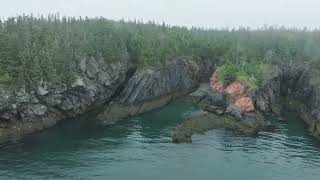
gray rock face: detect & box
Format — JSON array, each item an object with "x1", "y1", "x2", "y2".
[
  {"x1": 0, "y1": 56, "x2": 216, "y2": 142},
  {"x1": 85, "y1": 57, "x2": 100, "y2": 79},
  {"x1": 37, "y1": 86, "x2": 49, "y2": 96},
  {"x1": 253, "y1": 66, "x2": 282, "y2": 113},
  {"x1": 190, "y1": 84, "x2": 226, "y2": 107},
  {"x1": 28, "y1": 104, "x2": 47, "y2": 116},
  {"x1": 251, "y1": 63, "x2": 320, "y2": 139},
  {"x1": 0, "y1": 52, "x2": 130, "y2": 141},
  {"x1": 118, "y1": 57, "x2": 206, "y2": 104},
  {"x1": 174, "y1": 63, "x2": 320, "y2": 143},
  {"x1": 225, "y1": 105, "x2": 242, "y2": 120},
  {"x1": 253, "y1": 64, "x2": 314, "y2": 114},
  {"x1": 71, "y1": 77, "x2": 86, "y2": 88},
  {"x1": 97, "y1": 57, "x2": 217, "y2": 123}
]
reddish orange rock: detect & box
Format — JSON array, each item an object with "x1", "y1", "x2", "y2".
[
  {"x1": 211, "y1": 81, "x2": 224, "y2": 93},
  {"x1": 234, "y1": 97, "x2": 255, "y2": 113},
  {"x1": 208, "y1": 72, "x2": 255, "y2": 113},
  {"x1": 209, "y1": 72, "x2": 224, "y2": 92},
  {"x1": 225, "y1": 82, "x2": 245, "y2": 99}
]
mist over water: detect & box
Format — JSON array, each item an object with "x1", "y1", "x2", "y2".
[{"x1": 0, "y1": 99, "x2": 319, "y2": 180}]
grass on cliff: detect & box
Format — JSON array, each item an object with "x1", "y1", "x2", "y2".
[{"x1": 219, "y1": 63, "x2": 273, "y2": 90}]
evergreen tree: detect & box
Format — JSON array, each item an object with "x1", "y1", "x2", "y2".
[{"x1": 0, "y1": 14, "x2": 318, "y2": 90}]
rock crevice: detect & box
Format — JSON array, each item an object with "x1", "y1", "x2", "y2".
[
  {"x1": 0, "y1": 56, "x2": 216, "y2": 142},
  {"x1": 173, "y1": 63, "x2": 320, "y2": 143}
]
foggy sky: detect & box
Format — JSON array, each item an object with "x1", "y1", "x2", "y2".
[{"x1": 0, "y1": 0, "x2": 319, "y2": 29}]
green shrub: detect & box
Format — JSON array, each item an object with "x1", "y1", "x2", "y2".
[
  {"x1": 221, "y1": 64, "x2": 237, "y2": 86},
  {"x1": 218, "y1": 63, "x2": 266, "y2": 90},
  {"x1": 255, "y1": 70, "x2": 264, "y2": 88},
  {"x1": 236, "y1": 70, "x2": 257, "y2": 89}
]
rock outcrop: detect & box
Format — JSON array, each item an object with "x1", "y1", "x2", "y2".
[
  {"x1": 234, "y1": 97, "x2": 255, "y2": 113},
  {"x1": 0, "y1": 56, "x2": 216, "y2": 142},
  {"x1": 0, "y1": 53, "x2": 131, "y2": 142},
  {"x1": 97, "y1": 57, "x2": 215, "y2": 124},
  {"x1": 252, "y1": 63, "x2": 320, "y2": 140},
  {"x1": 209, "y1": 72, "x2": 224, "y2": 92},
  {"x1": 173, "y1": 81, "x2": 265, "y2": 143},
  {"x1": 174, "y1": 62, "x2": 320, "y2": 143},
  {"x1": 248, "y1": 63, "x2": 320, "y2": 139},
  {"x1": 172, "y1": 111, "x2": 264, "y2": 143},
  {"x1": 225, "y1": 82, "x2": 246, "y2": 99}
]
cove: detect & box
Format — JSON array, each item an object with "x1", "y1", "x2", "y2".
[{"x1": 0, "y1": 99, "x2": 320, "y2": 180}]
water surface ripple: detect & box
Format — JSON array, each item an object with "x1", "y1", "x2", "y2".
[{"x1": 0, "y1": 100, "x2": 320, "y2": 180}]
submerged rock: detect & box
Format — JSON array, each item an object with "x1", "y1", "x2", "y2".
[
  {"x1": 202, "y1": 105, "x2": 225, "y2": 115},
  {"x1": 172, "y1": 112, "x2": 264, "y2": 143},
  {"x1": 172, "y1": 113, "x2": 224, "y2": 143}
]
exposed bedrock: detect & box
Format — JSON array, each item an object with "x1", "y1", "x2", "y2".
[
  {"x1": 0, "y1": 52, "x2": 131, "y2": 142},
  {"x1": 97, "y1": 57, "x2": 216, "y2": 124},
  {"x1": 173, "y1": 83, "x2": 265, "y2": 143},
  {"x1": 0, "y1": 55, "x2": 216, "y2": 142},
  {"x1": 173, "y1": 63, "x2": 320, "y2": 143},
  {"x1": 255, "y1": 63, "x2": 320, "y2": 139}
]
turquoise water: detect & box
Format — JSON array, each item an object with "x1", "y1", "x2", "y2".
[{"x1": 0, "y1": 99, "x2": 320, "y2": 180}]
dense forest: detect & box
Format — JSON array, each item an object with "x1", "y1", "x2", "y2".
[{"x1": 0, "y1": 14, "x2": 320, "y2": 90}]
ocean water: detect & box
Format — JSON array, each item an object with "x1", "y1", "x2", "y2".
[{"x1": 0, "y1": 99, "x2": 320, "y2": 180}]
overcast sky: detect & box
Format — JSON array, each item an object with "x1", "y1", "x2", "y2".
[{"x1": 0, "y1": 0, "x2": 319, "y2": 28}]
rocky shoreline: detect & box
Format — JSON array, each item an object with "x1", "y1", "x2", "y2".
[
  {"x1": 0, "y1": 55, "x2": 216, "y2": 143},
  {"x1": 0, "y1": 54, "x2": 320, "y2": 144},
  {"x1": 172, "y1": 63, "x2": 320, "y2": 143}
]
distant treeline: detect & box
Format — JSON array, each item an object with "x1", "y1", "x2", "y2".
[{"x1": 0, "y1": 14, "x2": 319, "y2": 89}]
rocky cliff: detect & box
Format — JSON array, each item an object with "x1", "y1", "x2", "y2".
[
  {"x1": 172, "y1": 81, "x2": 265, "y2": 143},
  {"x1": 0, "y1": 55, "x2": 216, "y2": 142},
  {"x1": 258, "y1": 63, "x2": 320, "y2": 139},
  {"x1": 173, "y1": 63, "x2": 320, "y2": 143},
  {"x1": 97, "y1": 57, "x2": 216, "y2": 124}
]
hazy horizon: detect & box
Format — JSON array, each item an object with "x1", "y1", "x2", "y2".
[{"x1": 1, "y1": 0, "x2": 319, "y2": 29}]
